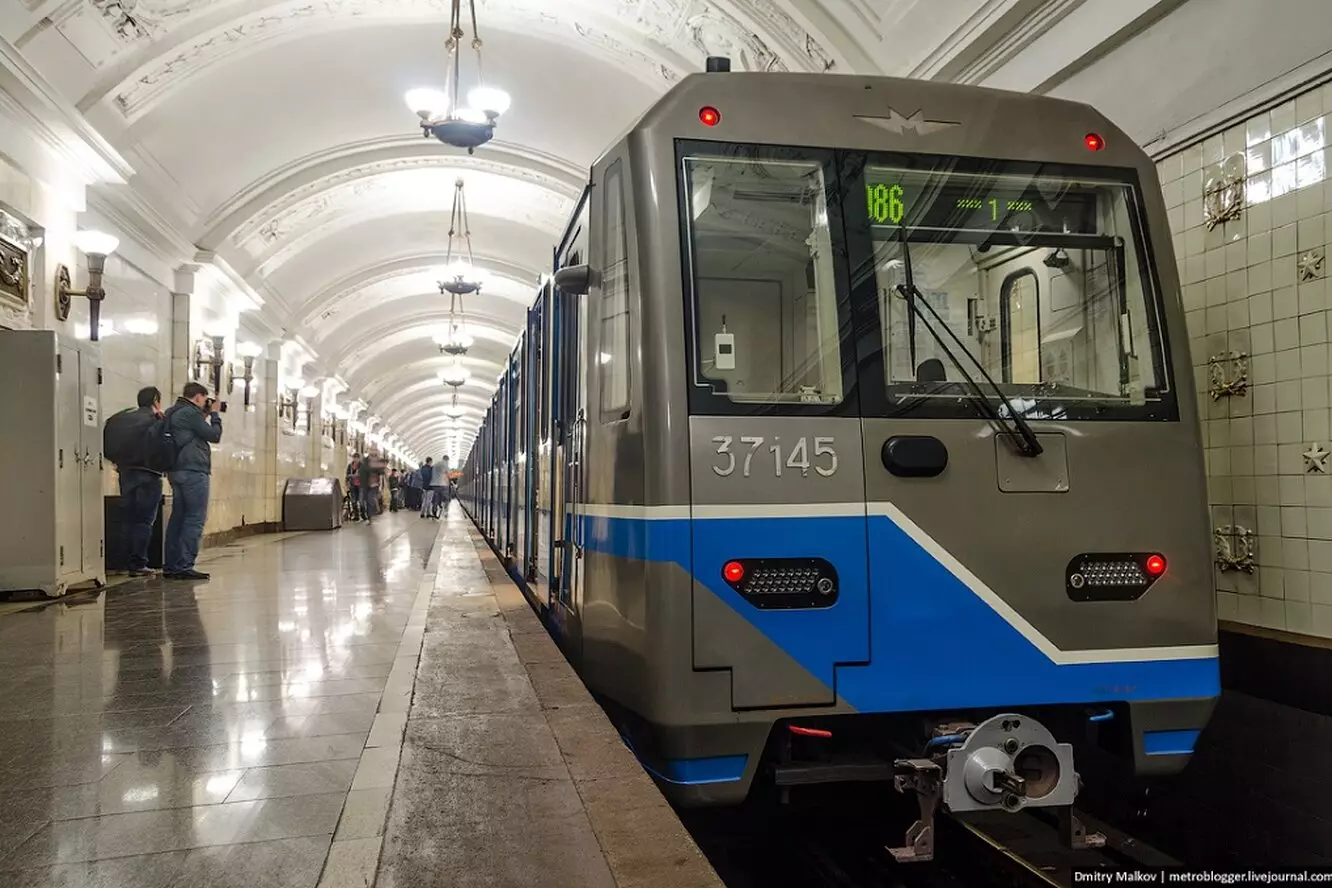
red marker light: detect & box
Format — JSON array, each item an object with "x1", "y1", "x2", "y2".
[
  {"x1": 1145, "y1": 554, "x2": 1167, "y2": 577},
  {"x1": 723, "y1": 560, "x2": 745, "y2": 583},
  {"x1": 699, "y1": 106, "x2": 721, "y2": 127},
  {"x1": 789, "y1": 725, "x2": 833, "y2": 738},
  {"x1": 1084, "y1": 132, "x2": 1106, "y2": 152}
]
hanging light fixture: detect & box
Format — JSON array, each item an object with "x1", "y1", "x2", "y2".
[
  {"x1": 433, "y1": 178, "x2": 480, "y2": 356},
  {"x1": 405, "y1": 0, "x2": 510, "y2": 153},
  {"x1": 439, "y1": 360, "x2": 470, "y2": 387},
  {"x1": 444, "y1": 392, "x2": 466, "y2": 418}
]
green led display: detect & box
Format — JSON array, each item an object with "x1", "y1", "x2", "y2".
[
  {"x1": 866, "y1": 183, "x2": 905, "y2": 224},
  {"x1": 956, "y1": 197, "x2": 1034, "y2": 220}
]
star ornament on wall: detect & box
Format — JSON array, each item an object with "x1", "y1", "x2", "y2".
[{"x1": 1305, "y1": 442, "x2": 1329, "y2": 474}]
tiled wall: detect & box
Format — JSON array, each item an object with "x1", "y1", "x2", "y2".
[{"x1": 1158, "y1": 81, "x2": 1332, "y2": 637}]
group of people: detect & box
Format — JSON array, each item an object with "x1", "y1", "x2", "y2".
[
  {"x1": 344, "y1": 454, "x2": 452, "y2": 523},
  {"x1": 105, "y1": 382, "x2": 223, "y2": 580}
]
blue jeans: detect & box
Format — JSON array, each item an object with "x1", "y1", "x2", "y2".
[
  {"x1": 118, "y1": 469, "x2": 161, "y2": 571},
  {"x1": 165, "y1": 470, "x2": 210, "y2": 573},
  {"x1": 360, "y1": 486, "x2": 379, "y2": 518}
]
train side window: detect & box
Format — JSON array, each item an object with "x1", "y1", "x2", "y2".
[{"x1": 599, "y1": 159, "x2": 631, "y2": 420}]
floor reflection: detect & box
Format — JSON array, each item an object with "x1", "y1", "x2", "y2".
[{"x1": 0, "y1": 511, "x2": 442, "y2": 886}]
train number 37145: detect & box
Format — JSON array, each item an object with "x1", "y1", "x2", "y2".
[{"x1": 711, "y1": 436, "x2": 838, "y2": 478}]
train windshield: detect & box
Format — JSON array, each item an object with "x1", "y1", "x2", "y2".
[{"x1": 859, "y1": 158, "x2": 1172, "y2": 421}]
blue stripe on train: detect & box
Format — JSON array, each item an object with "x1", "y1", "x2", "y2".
[{"x1": 577, "y1": 512, "x2": 1221, "y2": 713}]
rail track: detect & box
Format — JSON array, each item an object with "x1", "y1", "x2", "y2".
[{"x1": 682, "y1": 787, "x2": 1176, "y2": 888}]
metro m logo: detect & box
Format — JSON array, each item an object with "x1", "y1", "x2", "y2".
[{"x1": 855, "y1": 108, "x2": 960, "y2": 136}]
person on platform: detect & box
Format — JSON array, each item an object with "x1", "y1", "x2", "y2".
[
  {"x1": 107, "y1": 386, "x2": 165, "y2": 577},
  {"x1": 162, "y1": 382, "x2": 223, "y2": 580}
]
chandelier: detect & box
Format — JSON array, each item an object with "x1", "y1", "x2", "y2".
[
  {"x1": 439, "y1": 359, "x2": 470, "y2": 388},
  {"x1": 444, "y1": 392, "x2": 466, "y2": 419},
  {"x1": 404, "y1": 0, "x2": 511, "y2": 153},
  {"x1": 433, "y1": 179, "x2": 480, "y2": 357}
]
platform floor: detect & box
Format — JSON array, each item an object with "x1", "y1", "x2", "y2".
[{"x1": 0, "y1": 507, "x2": 718, "y2": 888}]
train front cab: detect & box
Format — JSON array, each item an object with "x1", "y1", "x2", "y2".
[{"x1": 621, "y1": 82, "x2": 1221, "y2": 813}]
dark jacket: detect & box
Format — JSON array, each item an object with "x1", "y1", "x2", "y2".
[{"x1": 164, "y1": 398, "x2": 222, "y2": 474}]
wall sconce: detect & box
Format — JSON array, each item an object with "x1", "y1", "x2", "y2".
[
  {"x1": 300, "y1": 385, "x2": 319, "y2": 434},
  {"x1": 277, "y1": 384, "x2": 298, "y2": 426},
  {"x1": 193, "y1": 332, "x2": 226, "y2": 394},
  {"x1": 236, "y1": 341, "x2": 263, "y2": 408},
  {"x1": 55, "y1": 230, "x2": 119, "y2": 342}
]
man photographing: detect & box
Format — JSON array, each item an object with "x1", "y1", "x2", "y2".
[{"x1": 163, "y1": 382, "x2": 223, "y2": 579}]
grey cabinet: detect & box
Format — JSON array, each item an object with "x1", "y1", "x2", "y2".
[{"x1": 0, "y1": 330, "x2": 104, "y2": 596}]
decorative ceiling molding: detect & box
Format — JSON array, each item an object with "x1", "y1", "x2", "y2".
[
  {"x1": 201, "y1": 136, "x2": 584, "y2": 249},
  {"x1": 345, "y1": 352, "x2": 507, "y2": 403},
  {"x1": 240, "y1": 171, "x2": 572, "y2": 276},
  {"x1": 80, "y1": 0, "x2": 685, "y2": 123},
  {"x1": 339, "y1": 326, "x2": 518, "y2": 379},
  {"x1": 296, "y1": 252, "x2": 540, "y2": 329},
  {"x1": 946, "y1": 0, "x2": 1088, "y2": 85},
  {"x1": 365, "y1": 380, "x2": 495, "y2": 419},
  {"x1": 907, "y1": 0, "x2": 1050, "y2": 81},
  {"x1": 320, "y1": 306, "x2": 525, "y2": 370},
  {"x1": 0, "y1": 36, "x2": 134, "y2": 187},
  {"x1": 77, "y1": 0, "x2": 839, "y2": 124}
]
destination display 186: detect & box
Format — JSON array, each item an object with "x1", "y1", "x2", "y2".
[{"x1": 865, "y1": 167, "x2": 1101, "y2": 236}]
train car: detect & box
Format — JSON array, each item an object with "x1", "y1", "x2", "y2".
[{"x1": 458, "y1": 60, "x2": 1219, "y2": 859}]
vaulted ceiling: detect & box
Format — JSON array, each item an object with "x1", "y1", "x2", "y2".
[{"x1": 2, "y1": 0, "x2": 1310, "y2": 461}]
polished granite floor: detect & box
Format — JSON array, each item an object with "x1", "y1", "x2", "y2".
[{"x1": 0, "y1": 511, "x2": 442, "y2": 888}]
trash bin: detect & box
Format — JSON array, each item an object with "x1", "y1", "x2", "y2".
[{"x1": 282, "y1": 478, "x2": 343, "y2": 531}]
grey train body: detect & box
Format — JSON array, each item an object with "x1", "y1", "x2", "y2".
[{"x1": 460, "y1": 70, "x2": 1220, "y2": 809}]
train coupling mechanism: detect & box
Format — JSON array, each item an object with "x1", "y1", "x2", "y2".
[{"x1": 888, "y1": 713, "x2": 1105, "y2": 863}]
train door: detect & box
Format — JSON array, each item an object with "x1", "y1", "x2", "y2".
[
  {"x1": 551, "y1": 193, "x2": 591, "y2": 642},
  {"x1": 678, "y1": 143, "x2": 870, "y2": 708}
]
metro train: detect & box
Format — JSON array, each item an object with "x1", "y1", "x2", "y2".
[{"x1": 458, "y1": 60, "x2": 1220, "y2": 859}]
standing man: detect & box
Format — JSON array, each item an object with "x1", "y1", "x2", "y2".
[
  {"x1": 106, "y1": 386, "x2": 165, "y2": 577},
  {"x1": 388, "y1": 468, "x2": 402, "y2": 512},
  {"x1": 419, "y1": 458, "x2": 435, "y2": 519},
  {"x1": 358, "y1": 453, "x2": 383, "y2": 524},
  {"x1": 163, "y1": 382, "x2": 223, "y2": 580},
  {"x1": 431, "y1": 455, "x2": 451, "y2": 517},
  {"x1": 345, "y1": 453, "x2": 363, "y2": 521}
]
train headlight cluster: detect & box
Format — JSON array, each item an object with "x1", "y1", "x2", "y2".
[
  {"x1": 721, "y1": 558, "x2": 838, "y2": 610},
  {"x1": 1066, "y1": 553, "x2": 1167, "y2": 602}
]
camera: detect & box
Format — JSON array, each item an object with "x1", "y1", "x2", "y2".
[{"x1": 205, "y1": 398, "x2": 228, "y2": 414}]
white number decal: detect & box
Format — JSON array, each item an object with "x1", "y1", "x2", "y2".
[
  {"x1": 740, "y1": 436, "x2": 763, "y2": 477},
  {"x1": 709, "y1": 435, "x2": 838, "y2": 478},
  {"x1": 786, "y1": 437, "x2": 810, "y2": 476},
  {"x1": 814, "y1": 437, "x2": 838, "y2": 477},
  {"x1": 711, "y1": 435, "x2": 735, "y2": 476}
]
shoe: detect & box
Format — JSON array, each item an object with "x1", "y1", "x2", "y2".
[
  {"x1": 164, "y1": 569, "x2": 210, "y2": 580},
  {"x1": 128, "y1": 568, "x2": 155, "y2": 578}
]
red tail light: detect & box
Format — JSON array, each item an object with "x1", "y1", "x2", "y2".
[
  {"x1": 699, "y1": 106, "x2": 721, "y2": 127},
  {"x1": 789, "y1": 725, "x2": 833, "y2": 738},
  {"x1": 1145, "y1": 554, "x2": 1166, "y2": 577},
  {"x1": 722, "y1": 560, "x2": 745, "y2": 583},
  {"x1": 1084, "y1": 132, "x2": 1105, "y2": 151}
]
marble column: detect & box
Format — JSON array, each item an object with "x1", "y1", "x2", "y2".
[
  {"x1": 261, "y1": 340, "x2": 282, "y2": 524},
  {"x1": 306, "y1": 391, "x2": 324, "y2": 472},
  {"x1": 169, "y1": 268, "x2": 197, "y2": 400}
]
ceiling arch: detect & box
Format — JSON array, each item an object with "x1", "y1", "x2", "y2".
[
  {"x1": 299, "y1": 255, "x2": 537, "y2": 338},
  {"x1": 77, "y1": 0, "x2": 842, "y2": 124},
  {"x1": 234, "y1": 168, "x2": 572, "y2": 278},
  {"x1": 198, "y1": 136, "x2": 584, "y2": 248},
  {"x1": 320, "y1": 308, "x2": 524, "y2": 374}
]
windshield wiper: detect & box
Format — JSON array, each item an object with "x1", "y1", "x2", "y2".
[{"x1": 896, "y1": 229, "x2": 1043, "y2": 458}]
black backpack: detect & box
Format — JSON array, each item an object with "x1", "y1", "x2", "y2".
[{"x1": 103, "y1": 408, "x2": 176, "y2": 473}]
